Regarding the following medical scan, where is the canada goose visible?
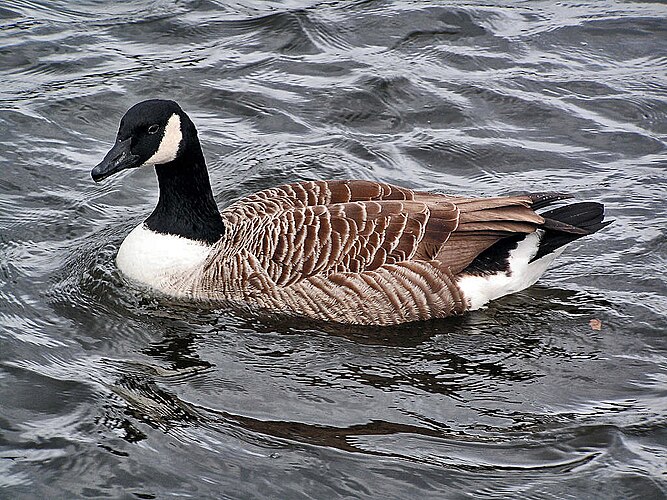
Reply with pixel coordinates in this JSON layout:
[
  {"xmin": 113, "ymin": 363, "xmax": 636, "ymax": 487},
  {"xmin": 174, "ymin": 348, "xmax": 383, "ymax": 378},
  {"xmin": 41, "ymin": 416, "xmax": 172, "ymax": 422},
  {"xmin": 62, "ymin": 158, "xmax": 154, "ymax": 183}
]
[{"xmin": 91, "ymin": 99, "xmax": 610, "ymax": 326}]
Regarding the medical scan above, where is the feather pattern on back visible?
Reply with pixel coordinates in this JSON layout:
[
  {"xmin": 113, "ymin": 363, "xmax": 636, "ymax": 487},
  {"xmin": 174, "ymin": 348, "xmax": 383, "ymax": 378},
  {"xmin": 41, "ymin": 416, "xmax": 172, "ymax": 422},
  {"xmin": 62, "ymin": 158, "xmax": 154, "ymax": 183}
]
[{"xmin": 172, "ymin": 180, "xmax": 585, "ymax": 325}]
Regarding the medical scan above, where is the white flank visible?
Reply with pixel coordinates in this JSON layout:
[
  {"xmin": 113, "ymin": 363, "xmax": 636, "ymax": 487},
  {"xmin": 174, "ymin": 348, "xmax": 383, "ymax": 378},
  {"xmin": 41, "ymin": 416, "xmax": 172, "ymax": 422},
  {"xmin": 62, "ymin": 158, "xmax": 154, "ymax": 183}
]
[
  {"xmin": 116, "ymin": 224, "xmax": 210, "ymax": 294},
  {"xmin": 144, "ymin": 113, "xmax": 182, "ymax": 166},
  {"xmin": 456, "ymin": 230, "xmax": 566, "ymax": 311}
]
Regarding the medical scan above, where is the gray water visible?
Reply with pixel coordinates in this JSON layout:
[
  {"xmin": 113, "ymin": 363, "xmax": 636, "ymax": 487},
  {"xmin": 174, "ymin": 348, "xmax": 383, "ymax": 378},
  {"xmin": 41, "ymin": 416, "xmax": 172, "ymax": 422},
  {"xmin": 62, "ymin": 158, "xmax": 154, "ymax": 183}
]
[{"xmin": 1, "ymin": 0, "xmax": 666, "ymax": 498}]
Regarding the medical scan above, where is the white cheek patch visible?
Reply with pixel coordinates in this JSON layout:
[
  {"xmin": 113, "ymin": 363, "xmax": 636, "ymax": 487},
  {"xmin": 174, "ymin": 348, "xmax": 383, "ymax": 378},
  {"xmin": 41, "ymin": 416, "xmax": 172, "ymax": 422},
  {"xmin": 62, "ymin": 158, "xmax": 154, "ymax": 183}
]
[{"xmin": 144, "ymin": 113, "xmax": 182, "ymax": 166}]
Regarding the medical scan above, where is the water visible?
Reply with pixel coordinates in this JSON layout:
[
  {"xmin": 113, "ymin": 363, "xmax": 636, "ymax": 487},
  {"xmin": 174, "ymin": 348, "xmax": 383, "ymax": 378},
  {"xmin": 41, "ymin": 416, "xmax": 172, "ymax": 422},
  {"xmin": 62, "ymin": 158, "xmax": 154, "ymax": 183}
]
[{"xmin": 1, "ymin": 0, "xmax": 666, "ymax": 498}]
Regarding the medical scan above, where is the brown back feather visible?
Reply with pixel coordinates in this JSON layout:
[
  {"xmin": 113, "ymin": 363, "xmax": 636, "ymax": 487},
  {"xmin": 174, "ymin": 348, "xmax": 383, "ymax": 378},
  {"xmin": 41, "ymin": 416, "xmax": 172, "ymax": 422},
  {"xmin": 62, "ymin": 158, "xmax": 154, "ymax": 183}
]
[{"xmin": 218, "ymin": 180, "xmax": 548, "ymax": 278}]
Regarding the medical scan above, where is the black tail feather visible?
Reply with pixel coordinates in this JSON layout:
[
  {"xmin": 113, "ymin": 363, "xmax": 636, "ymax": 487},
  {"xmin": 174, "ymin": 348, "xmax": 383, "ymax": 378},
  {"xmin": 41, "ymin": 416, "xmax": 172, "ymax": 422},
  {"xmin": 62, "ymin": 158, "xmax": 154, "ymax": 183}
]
[
  {"xmin": 541, "ymin": 202, "xmax": 605, "ymax": 227},
  {"xmin": 462, "ymin": 197, "xmax": 610, "ymax": 276},
  {"xmin": 534, "ymin": 202, "xmax": 611, "ymax": 260}
]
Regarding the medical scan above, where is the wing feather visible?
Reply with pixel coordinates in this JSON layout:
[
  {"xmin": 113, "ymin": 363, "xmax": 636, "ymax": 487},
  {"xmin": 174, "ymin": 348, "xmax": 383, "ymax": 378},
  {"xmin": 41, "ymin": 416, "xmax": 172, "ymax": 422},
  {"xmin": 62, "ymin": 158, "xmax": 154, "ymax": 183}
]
[{"xmin": 209, "ymin": 180, "xmax": 555, "ymax": 314}]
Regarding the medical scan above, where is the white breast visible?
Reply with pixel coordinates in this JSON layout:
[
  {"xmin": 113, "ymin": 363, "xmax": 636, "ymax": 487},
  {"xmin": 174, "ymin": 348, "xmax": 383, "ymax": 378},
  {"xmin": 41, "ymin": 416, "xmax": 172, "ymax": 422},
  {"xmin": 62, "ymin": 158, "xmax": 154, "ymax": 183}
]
[{"xmin": 116, "ymin": 224, "xmax": 211, "ymax": 294}]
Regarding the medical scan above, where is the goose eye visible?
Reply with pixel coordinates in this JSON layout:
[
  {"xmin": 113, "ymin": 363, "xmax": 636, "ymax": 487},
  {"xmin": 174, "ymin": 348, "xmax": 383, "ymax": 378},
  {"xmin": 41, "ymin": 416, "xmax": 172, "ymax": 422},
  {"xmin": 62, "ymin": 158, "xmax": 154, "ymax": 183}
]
[{"xmin": 147, "ymin": 124, "xmax": 160, "ymax": 135}]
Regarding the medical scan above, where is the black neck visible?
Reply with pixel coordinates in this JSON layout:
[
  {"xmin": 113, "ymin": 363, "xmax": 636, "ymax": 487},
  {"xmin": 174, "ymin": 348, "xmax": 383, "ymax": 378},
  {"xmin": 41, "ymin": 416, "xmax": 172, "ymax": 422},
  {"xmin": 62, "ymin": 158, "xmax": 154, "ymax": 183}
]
[{"xmin": 145, "ymin": 135, "xmax": 225, "ymax": 245}]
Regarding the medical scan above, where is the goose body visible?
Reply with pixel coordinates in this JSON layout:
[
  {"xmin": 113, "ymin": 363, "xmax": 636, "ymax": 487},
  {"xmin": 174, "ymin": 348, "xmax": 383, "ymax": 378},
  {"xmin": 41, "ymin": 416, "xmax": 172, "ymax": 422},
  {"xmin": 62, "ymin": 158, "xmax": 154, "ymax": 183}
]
[{"xmin": 92, "ymin": 100, "xmax": 609, "ymax": 326}]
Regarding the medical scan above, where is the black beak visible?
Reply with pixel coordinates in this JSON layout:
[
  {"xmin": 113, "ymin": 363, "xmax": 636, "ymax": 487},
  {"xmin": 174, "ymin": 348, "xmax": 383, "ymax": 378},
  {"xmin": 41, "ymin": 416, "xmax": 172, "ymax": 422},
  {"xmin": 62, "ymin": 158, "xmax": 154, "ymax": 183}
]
[{"xmin": 91, "ymin": 137, "xmax": 141, "ymax": 182}]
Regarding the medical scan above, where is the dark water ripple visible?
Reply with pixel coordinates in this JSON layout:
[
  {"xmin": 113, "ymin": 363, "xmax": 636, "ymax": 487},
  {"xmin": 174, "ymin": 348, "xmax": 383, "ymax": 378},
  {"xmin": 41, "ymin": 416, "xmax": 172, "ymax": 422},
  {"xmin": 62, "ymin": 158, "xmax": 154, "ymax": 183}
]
[{"xmin": 2, "ymin": 0, "xmax": 667, "ymax": 498}]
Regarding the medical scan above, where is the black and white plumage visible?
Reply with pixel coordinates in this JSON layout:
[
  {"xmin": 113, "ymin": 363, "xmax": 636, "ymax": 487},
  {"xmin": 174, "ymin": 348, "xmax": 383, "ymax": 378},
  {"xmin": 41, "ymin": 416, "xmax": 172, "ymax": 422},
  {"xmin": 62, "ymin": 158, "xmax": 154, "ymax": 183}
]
[{"xmin": 91, "ymin": 99, "xmax": 610, "ymax": 325}]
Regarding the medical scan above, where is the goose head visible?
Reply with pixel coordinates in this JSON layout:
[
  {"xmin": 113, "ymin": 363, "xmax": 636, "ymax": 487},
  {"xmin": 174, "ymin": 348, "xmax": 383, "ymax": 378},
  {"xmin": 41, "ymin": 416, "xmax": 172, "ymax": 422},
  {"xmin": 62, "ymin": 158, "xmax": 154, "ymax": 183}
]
[
  {"xmin": 91, "ymin": 100, "xmax": 224, "ymax": 244},
  {"xmin": 92, "ymin": 99, "xmax": 190, "ymax": 182}
]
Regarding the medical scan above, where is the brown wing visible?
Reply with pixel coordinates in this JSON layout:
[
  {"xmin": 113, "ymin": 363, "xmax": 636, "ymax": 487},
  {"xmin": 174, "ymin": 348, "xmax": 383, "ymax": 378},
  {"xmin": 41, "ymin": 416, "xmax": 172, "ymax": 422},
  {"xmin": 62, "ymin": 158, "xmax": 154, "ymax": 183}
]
[
  {"xmin": 219, "ymin": 179, "xmax": 552, "ymax": 277},
  {"xmin": 222, "ymin": 179, "xmax": 417, "ymax": 223},
  {"xmin": 215, "ymin": 199, "xmax": 459, "ymax": 287},
  {"xmin": 198, "ymin": 181, "xmax": 565, "ymax": 324},
  {"xmin": 434, "ymin": 195, "xmax": 545, "ymax": 273}
]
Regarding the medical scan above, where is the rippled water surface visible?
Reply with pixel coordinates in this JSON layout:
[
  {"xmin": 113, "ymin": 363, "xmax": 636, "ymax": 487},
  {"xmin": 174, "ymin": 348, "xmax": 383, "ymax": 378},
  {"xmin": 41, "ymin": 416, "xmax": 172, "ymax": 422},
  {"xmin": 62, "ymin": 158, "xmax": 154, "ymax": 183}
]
[{"xmin": 2, "ymin": 0, "xmax": 667, "ymax": 498}]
